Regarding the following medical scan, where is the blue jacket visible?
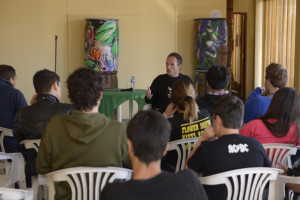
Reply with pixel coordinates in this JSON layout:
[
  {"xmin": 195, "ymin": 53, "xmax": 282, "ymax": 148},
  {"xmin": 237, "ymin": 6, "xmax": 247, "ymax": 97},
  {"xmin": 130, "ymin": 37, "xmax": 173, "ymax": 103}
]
[
  {"xmin": 0, "ymin": 78, "xmax": 27, "ymax": 153},
  {"xmin": 244, "ymin": 87, "xmax": 272, "ymax": 123}
]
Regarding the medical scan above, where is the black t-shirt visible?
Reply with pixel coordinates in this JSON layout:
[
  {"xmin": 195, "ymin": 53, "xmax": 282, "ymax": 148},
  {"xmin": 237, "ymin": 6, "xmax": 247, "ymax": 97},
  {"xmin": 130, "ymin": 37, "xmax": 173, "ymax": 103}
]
[
  {"xmin": 101, "ymin": 169, "xmax": 208, "ymax": 200},
  {"xmin": 145, "ymin": 74, "xmax": 193, "ymax": 113},
  {"xmin": 197, "ymin": 94, "xmax": 228, "ymax": 116},
  {"xmin": 168, "ymin": 110, "xmax": 212, "ymax": 141},
  {"xmin": 187, "ymin": 134, "xmax": 271, "ymax": 200},
  {"xmin": 163, "ymin": 110, "xmax": 212, "ymax": 171}
]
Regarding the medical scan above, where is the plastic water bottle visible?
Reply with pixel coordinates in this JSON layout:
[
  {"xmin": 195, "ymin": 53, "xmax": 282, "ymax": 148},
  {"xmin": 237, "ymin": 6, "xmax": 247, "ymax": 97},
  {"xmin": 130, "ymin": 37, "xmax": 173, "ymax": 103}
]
[{"xmin": 130, "ymin": 75, "xmax": 135, "ymax": 91}]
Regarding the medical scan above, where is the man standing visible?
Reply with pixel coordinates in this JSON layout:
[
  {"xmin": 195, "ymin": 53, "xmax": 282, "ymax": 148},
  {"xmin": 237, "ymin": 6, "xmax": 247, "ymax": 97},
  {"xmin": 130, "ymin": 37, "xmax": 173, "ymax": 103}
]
[
  {"xmin": 197, "ymin": 65, "xmax": 229, "ymax": 116},
  {"xmin": 145, "ymin": 52, "xmax": 193, "ymax": 113},
  {"xmin": 0, "ymin": 64, "xmax": 27, "ymax": 152},
  {"xmin": 37, "ymin": 68, "xmax": 129, "ymax": 200},
  {"xmin": 13, "ymin": 69, "xmax": 74, "ymax": 179},
  {"xmin": 101, "ymin": 110, "xmax": 208, "ymax": 200},
  {"xmin": 244, "ymin": 63, "xmax": 287, "ymax": 123},
  {"xmin": 186, "ymin": 96, "xmax": 270, "ymax": 200}
]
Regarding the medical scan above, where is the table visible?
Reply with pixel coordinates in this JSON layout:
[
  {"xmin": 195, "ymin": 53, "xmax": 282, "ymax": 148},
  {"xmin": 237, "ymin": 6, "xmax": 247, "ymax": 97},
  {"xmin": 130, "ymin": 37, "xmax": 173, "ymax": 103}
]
[{"xmin": 98, "ymin": 89, "xmax": 146, "ymax": 121}]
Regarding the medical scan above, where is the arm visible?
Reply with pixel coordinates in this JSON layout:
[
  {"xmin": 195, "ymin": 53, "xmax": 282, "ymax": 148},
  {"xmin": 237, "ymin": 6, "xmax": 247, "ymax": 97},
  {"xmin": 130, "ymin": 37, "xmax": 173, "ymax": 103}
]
[
  {"xmin": 145, "ymin": 77, "xmax": 159, "ymax": 104},
  {"xmin": 185, "ymin": 126, "xmax": 216, "ymax": 169},
  {"xmin": 12, "ymin": 111, "xmax": 25, "ymax": 143},
  {"xmin": 163, "ymin": 102, "xmax": 177, "ymax": 118}
]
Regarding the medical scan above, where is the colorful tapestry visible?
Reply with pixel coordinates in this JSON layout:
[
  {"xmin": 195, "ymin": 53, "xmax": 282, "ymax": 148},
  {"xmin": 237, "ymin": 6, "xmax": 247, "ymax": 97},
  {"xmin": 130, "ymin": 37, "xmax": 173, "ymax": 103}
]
[
  {"xmin": 84, "ymin": 19, "xmax": 119, "ymax": 73},
  {"xmin": 194, "ymin": 18, "xmax": 228, "ymax": 71}
]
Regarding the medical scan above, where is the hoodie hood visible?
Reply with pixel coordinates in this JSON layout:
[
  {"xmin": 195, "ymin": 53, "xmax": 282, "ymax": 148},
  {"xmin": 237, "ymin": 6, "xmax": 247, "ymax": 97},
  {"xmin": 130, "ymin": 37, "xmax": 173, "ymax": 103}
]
[{"xmin": 63, "ymin": 110, "xmax": 110, "ymax": 144}]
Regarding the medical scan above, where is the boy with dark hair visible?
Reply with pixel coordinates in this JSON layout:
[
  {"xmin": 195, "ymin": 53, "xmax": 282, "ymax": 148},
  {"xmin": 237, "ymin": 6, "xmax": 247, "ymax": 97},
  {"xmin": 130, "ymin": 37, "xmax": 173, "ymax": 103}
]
[
  {"xmin": 186, "ymin": 95, "xmax": 270, "ymax": 200},
  {"xmin": 102, "ymin": 110, "xmax": 208, "ymax": 200},
  {"xmin": 145, "ymin": 52, "xmax": 193, "ymax": 113},
  {"xmin": 33, "ymin": 69, "xmax": 60, "ymax": 94},
  {"xmin": 244, "ymin": 63, "xmax": 288, "ymax": 123},
  {"xmin": 0, "ymin": 64, "xmax": 27, "ymax": 153},
  {"xmin": 13, "ymin": 69, "xmax": 73, "ymax": 182},
  {"xmin": 197, "ymin": 65, "xmax": 229, "ymax": 116},
  {"xmin": 37, "ymin": 67, "xmax": 129, "ymax": 200}
]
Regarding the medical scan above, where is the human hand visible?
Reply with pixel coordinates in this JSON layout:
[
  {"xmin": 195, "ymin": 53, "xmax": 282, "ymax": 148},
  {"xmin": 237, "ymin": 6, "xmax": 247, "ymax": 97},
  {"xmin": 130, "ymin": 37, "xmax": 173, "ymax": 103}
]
[
  {"xmin": 260, "ymin": 87, "xmax": 266, "ymax": 93},
  {"xmin": 277, "ymin": 162, "xmax": 289, "ymax": 173},
  {"xmin": 201, "ymin": 126, "xmax": 216, "ymax": 141},
  {"xmin": 30, "ymin": 93, "xmax": 38, "ymax": 105},
  {"xmin": 168, "ymin": 87, "xmax": 172, "ymax": 98},
  {"xmin": 146, "ymin": 87, "xmax": 153, "ymax": 100},
  {"xmin": 164, "ymin": 102, "xmax": 177, "ymax": 118}
]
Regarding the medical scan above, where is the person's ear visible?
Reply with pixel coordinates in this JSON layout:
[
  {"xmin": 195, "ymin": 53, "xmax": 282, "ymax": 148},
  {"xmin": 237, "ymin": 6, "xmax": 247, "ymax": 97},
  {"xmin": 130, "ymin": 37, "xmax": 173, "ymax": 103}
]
[
  {"xmin": 162, "ymin": 143, "xmax": 169, "ymax": 156},
  {"xmin": 51, "ymin": 81, "xmax": 59, "ymax": 91},
  {"xmin": 9, "ymin": 76, "xmax": 16, "ymax": 86},
  {"xmin": 215, "ymin": 115, "xmax": 223, "ymax": 129},
  {"xmin": 127, "ymin": 139, "xmax": 134, "ymax": 155},
  {"xmin": 99, "ymin": 91, "xmax": 103, "ymax": 100},
  {"xmin": 178, "ymin": 64, "xmax": 182, "ymax": 71}
]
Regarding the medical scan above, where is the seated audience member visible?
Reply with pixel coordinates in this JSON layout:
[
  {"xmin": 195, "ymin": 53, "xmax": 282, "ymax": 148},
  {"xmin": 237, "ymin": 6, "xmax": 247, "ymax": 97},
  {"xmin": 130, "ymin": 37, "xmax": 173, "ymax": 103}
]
[
  {"xmin": 163, "ymin": 79, "xmax": 212, "ymax": 171},
  {"xmin": 196, "ymin": 65, "xmax": 229, "ymax": 116},
  {"xmin": 13, "ymin": 69, "xmax": 74, "ymax": 179},
  {"xmin": 37, "ymin": 68, "xmax": 130, "ymax": 200},
  {"xmin": 240, "ymin": 87, "xmax": 300, "ymax": 145},
  {"xmin": 186, "ymin": 95, "xmax": 271, "ymax": 200},
  {"xmin": 0, "ymin": 64, "xmax": 27, "ymax": 153},
  {"xmin": 244, "ymin": 63, "xmax": 287, "ymax": 123},
  {"xmin": 101, "ymin": 110, "xmax": 208, "ymax": 200},
  {"xmin": 145, "ymin": 52, "xmax": 193, "ymax": 113},
  {"xmin": 165, "ymin": 79, "xmax": 212, "ymax": 141}
]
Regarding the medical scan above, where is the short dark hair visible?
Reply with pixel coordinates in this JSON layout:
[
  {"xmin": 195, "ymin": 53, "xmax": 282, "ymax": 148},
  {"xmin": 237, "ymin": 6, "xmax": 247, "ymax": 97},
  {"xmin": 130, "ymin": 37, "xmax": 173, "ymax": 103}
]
[
  {"xmin": 206, "ymin": 66, "xmax": 229, "ymax": 90},
  {"xmin": 33, "ymin": 69, "xmax": 60, "ymax": 94},
  {"xmin": 259, "ymin": 87, "xmax": 300, "ymax": 139},
  {"xmin": 168, "ymin": 52, "xmax": 183, "ymax": 66},
  {"xmin": 67, "ymin": 67, "xmax": 103, "ymax": 111},
  {"xmin": 213, "ymin": 95, "xmax": 244, "ymax": 129},
  {"xmin": 0, "ymin": 65, "xmax": 16, "ymax": 81},
  {"xmin": 127, "ymin": 110, "xmax": 171, "ymax": 165},
  {"xmin": 265, "ymin": 63, "xmax": 287, "ymax": 88}
]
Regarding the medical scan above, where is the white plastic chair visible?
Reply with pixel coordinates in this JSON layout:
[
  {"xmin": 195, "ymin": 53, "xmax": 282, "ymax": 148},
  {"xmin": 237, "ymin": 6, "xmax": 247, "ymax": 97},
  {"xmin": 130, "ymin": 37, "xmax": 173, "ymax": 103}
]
[
  {"xmin": 200, "ymin": 167, "xmax": 283, "ymax": 200},
  {"xmin": 0, "ymin": 127, "xmax": 13, "ymax": 152},
  {"xmin": 0, "ymin": 187, "xmax": 32, "ymax": 200},
  {"xmin": 0, "ymin": 152, "xmax": 26, "ymax": 189},
  {"xmin": 20, "ymin": 139, "xmax": 45, "ymax": 200},
  {"xmin": 262, "ymin": 143, "xmax": 297, "ymax": 168},
  {"xmin": 20, "ymin": 139, "xmax": 41, "ymax": 152},
  {"xmin": 46, "ymin": 166, "xmax": 132, "ymax": 200},
  {"xmin": 272, "ymin": 175, "xmax": 300, "ymax": 200},
  {"xmin": 167, "ymin": 137, "xmax": 199, "ymax": 172}
]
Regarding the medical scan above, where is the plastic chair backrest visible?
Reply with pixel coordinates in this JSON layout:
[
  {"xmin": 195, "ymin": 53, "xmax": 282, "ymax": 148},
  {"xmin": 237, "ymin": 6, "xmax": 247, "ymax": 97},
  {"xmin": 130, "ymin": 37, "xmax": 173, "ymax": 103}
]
[
  {"xmin": 20, "ymin": 139, "xmax": 41, "ymax": 152},
  {"xmin": 46, "ymin": 166, "xmax": 132, "ymax": 200},
  {"xmin": 200, "ymin": 167, "xmax": 283, "ymax": 200},
  {"xmin": 262, "ymin": 143, "xmax": 297, "ymax": 168},
  {"xmin": 271, "ymin": 175, "xmax": 300, "ymax": 200},
  {"xmin": 0, "ymin": 187, "xmax": 31, "ymax": 200},
  {"xmin": 0, "ymin": 127, "xmax": 13, "ymax": 152},
  {"xmin": 167, "ymin": 137, "xmax": 199, "ymax": 172},
  {"xmin": 20, "ymin": 139, "xmax": 42, "ymax": 200},
  {"xmin": 0, "ymin": 152, "xmax": 26, "ymax": 189}
]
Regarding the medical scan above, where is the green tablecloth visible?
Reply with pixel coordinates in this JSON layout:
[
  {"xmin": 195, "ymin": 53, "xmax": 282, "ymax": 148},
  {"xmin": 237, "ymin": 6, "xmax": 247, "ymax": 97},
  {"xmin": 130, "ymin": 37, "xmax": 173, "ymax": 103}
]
[{"xmin": 99, "ymin": 89, "xmax": 146, "ymax": 119}]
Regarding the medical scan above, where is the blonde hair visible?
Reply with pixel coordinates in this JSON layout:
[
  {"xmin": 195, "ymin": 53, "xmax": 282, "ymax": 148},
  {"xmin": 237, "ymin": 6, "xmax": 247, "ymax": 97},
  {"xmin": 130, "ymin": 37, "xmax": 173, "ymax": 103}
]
[{"xmin": 171, "ymin": 79, "xmax": 199, "ymax": 122}]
